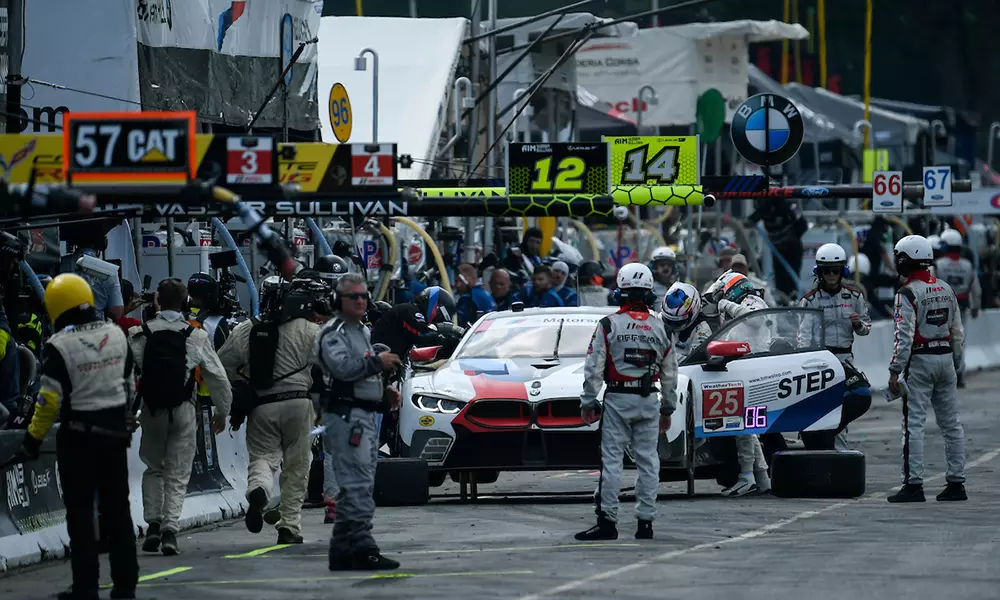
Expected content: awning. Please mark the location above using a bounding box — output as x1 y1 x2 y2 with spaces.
784 83 929 146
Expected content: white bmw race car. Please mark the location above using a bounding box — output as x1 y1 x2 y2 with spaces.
395 304 847 493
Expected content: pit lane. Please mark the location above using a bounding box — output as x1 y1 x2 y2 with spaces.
3 371 999 599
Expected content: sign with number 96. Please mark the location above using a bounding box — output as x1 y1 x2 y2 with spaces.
872 170 903 214
328 83 353 143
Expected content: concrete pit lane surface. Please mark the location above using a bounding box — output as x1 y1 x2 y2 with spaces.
3 372 999 599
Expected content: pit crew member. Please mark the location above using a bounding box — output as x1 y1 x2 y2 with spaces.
649 246 678 300
576 263 676 542
933 229 981 388
887 235 967 503
661 282 711 360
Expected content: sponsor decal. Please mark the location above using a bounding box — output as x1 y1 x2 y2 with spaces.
418 415 435 427
776 368 836 399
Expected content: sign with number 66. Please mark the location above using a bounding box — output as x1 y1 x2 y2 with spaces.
872 170 903 214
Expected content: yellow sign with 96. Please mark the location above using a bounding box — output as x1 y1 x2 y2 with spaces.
603 135 700 186
505 142 609 196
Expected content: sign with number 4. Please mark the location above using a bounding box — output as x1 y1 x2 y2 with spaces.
922 166 952 207
872 170 903 214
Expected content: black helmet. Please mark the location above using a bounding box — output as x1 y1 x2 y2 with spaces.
577 260 604 285
415 286 456 324
187 272 220 305
314 254 351 283
365 300 392 325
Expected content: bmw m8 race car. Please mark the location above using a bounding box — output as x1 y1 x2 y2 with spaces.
394 304 847 494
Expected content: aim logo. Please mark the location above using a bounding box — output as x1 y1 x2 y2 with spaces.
217 1 248 52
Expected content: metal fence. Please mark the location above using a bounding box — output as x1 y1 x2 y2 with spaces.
0 1 9 132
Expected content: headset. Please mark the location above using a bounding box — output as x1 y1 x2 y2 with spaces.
610 287 656 307
332 287 371 312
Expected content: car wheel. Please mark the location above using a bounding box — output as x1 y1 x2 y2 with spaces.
429 471 447 487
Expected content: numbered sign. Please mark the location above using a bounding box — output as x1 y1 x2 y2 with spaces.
872 170 903 214
350 143 396 187
922 166 952 207
505 142 609 196
63 111 196 184
603 136 699 186
226 136 275 185
700 381 746 434
328 83 353 143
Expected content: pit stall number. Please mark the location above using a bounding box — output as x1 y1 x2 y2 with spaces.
700 380 767 436
227 136 275 185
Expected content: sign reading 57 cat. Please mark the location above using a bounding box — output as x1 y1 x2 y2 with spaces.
63 111 197 185
604 135 700 186
505 142 609 196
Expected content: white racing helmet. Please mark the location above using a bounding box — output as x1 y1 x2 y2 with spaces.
650 246 677 264
661 282 701 330
617 263 654 290
847 253 871 277
814 242 849 278
940 229 963 247
893 235 934 270
926 234 942 249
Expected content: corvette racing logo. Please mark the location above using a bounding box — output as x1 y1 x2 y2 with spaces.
0 139 37 177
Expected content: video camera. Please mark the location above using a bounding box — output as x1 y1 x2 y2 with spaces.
209 250 247 320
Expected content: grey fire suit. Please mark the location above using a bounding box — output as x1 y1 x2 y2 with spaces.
933 255 981 376
796 284 871 449
581 306 677 524
219 316 320 537
716 296 770 485
672 320 712 362
129 311 232 535
889 273 966 486
315 313 389 558
578 284 610 307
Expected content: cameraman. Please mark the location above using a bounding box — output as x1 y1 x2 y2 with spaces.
63 224 124 322
219 275 321 545
188 273 232 350
1 230 23 419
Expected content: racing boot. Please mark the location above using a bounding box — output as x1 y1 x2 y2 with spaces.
635 519 653 540
277 527 304 544
887 483 925 503
56 587 99 600
351 550 401 570
109 587 136 599
936 482 968 502
141 521 161 553
264 507 281 526
754 469 772 495
721 474 758 497
575 513 618 541
245 487 268 534
160 529 179 556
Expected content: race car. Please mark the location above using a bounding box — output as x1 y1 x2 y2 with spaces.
394 304 846 493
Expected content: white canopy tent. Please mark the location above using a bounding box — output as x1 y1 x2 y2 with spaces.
575 20 809 127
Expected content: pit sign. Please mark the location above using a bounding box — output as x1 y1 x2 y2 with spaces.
63 111 196 184
603 135 700 186
226 136 275 185
505 142 610 196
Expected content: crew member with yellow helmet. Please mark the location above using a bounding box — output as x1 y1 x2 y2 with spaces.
18 274 139 600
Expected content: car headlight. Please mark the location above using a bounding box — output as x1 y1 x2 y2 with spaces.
412 394 466 414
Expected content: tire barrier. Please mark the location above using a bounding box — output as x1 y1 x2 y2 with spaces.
3 309 999 571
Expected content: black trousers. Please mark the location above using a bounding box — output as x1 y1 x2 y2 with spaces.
57 427 138 593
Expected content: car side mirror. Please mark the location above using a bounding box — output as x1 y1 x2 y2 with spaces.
409 345 442 364
701 340 751 372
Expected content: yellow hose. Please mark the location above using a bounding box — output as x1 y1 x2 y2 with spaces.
627 213 666 251
373 221 398 302
835 218 862 286
393 216 452 294
566 219 601 261
885 215 912 235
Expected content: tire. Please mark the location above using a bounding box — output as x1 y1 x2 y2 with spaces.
771 450 866 499
429 471 447 487
374 457 430 506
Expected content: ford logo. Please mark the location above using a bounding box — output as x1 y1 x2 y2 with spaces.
880 201 894 207
801 187 829 197
931 194 944 200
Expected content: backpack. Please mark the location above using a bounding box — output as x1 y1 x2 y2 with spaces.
137 323 195 413
246 317 309 392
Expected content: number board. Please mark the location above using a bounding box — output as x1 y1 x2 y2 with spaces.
63 111 196 184
603 135 699 186
700 381 746 434
225 136 277 187
348 143 397 188
872 170 903 214
505 142 609 196
922 166 952 207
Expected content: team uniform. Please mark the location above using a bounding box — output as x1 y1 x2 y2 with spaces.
933 242 981 383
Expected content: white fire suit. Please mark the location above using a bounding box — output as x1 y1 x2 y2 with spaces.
581 306 677 524
219 317 320 537
129 311 232 536
889 272 966 486
797 284 872 450
672 320 712 362
716 295 770 493
933 254 981 377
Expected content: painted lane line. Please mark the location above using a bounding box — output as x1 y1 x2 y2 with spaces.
300 542 641 558
100 567 193 589
520 445 1000 599
224 544 292 559
136 569 535 588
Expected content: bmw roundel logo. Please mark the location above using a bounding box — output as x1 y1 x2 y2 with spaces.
731 94 805 167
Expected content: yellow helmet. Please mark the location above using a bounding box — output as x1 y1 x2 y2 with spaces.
44 273 95 323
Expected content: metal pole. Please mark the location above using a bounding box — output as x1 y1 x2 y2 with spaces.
930 119 946 166
409 0 418 18
488 0 498 178
652 0 659 28
988 122 1000 170
5 0 24 133
355 48 379 142
165 217 176 277
464 0 482 264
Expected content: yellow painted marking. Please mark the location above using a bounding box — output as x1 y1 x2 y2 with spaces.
224 544 292 558
100 567 192 589
137 569 534 588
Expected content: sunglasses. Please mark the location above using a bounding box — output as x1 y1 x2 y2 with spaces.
819 267 843 275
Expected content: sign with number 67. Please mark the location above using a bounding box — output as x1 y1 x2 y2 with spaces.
872 170 903 214
922 166 952 207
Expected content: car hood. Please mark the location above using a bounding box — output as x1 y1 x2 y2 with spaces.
410 356 587 401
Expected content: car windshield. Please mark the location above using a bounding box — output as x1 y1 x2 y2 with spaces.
456 314 604 359
713 308 825 356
